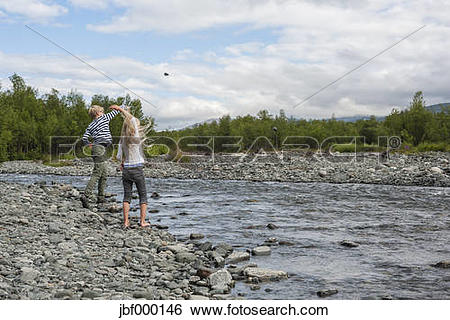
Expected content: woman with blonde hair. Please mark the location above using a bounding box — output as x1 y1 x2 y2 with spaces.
115 106 150 228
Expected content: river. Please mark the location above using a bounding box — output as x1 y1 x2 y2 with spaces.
1 173 449 299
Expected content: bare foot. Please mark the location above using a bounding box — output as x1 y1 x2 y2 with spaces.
123 221 130 228
140 222 151 227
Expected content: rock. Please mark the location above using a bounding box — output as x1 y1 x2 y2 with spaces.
340 240 359 248
318 170 327 177
278 240 295 246
267 223 279 230
214 243 233 257
190 233 205 240
150 192 160 198
252 246 271 256
81 290 101 299
198 242 213 251
210 251 225 267
226 251 250 264
208 269 233 291
54 290 73 299
317 289 338 298
196 267 214 279
244 267 288 281
166 244 189 254
20 267 39 284
432 261 450 269
189 295 210 300
108 204 122 213
148 209 159 213
250 285 261 291
430 167 443 174
175 252 197 263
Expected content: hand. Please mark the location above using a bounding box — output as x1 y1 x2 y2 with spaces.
109 105 120 110
88 144 93 149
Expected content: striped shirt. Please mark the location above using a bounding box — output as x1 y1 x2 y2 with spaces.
82 110 119 146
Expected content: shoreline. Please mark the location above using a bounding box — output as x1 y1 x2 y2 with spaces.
0 181 288 300
1 152 449 187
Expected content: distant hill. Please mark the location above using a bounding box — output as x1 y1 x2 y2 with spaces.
426 103 450 113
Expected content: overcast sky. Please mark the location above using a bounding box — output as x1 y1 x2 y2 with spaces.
0 0 449 129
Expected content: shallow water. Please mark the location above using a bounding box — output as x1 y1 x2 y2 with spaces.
1 174 449 299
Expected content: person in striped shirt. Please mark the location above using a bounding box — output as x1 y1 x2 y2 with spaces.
80 104 124 209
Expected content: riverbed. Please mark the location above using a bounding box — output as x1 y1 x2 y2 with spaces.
1 173 448 299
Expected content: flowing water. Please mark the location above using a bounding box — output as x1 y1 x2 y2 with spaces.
1 174 449 299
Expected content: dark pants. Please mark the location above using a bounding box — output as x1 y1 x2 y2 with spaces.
122 166 147 204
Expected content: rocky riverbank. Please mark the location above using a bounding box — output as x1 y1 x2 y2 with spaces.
0 181 289 300
1 152 450 187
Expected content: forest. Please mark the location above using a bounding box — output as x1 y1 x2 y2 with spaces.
0 74 449 162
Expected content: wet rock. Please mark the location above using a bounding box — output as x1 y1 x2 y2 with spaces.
150 192 160 198
243 267 288 281
278 240 295 246
432 261 450 269
226 251 250 264
318 170 327 177
267 223 279 230
317 289 338 298
252 246 271 256
190 233 205 240
340 240 359 248
81 290 101 299
210 251 225 267
250 285 261 291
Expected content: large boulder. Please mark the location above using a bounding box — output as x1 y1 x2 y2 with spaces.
208 269 233 291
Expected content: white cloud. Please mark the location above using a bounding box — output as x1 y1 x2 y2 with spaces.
0 0 67 23
69 0 110 10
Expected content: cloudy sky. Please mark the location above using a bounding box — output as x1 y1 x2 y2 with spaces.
0 0 449 129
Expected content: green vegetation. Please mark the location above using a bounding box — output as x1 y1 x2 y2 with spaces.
0 74 153 162
0 74 448 162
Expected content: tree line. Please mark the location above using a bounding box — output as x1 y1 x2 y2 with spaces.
0 74 448 162
0 74 153 161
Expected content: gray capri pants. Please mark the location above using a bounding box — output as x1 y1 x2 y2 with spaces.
122 166 148 204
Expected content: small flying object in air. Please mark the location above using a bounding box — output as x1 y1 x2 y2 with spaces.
164 72 170 76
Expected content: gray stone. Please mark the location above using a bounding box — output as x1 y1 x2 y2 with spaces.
340 240 359 248
226 251 250 264
190 233 205 240
244 267 288 281
175 252 197 263
432 261 450 269
317 289 338 298
20 267 40 284
189 295 210 300
252 246 271 256
208 269 233 291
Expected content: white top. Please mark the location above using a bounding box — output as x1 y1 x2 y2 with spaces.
117 117 145 167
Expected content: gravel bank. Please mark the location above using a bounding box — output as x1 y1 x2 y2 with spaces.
0 181 289 300
1 152 449 187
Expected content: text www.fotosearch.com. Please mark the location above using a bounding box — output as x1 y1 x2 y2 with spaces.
118 303 329 318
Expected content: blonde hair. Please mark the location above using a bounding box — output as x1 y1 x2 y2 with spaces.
88 105 104 119
120 109 149 146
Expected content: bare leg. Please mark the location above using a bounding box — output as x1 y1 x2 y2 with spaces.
140 203 150 227
123 202 130 227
